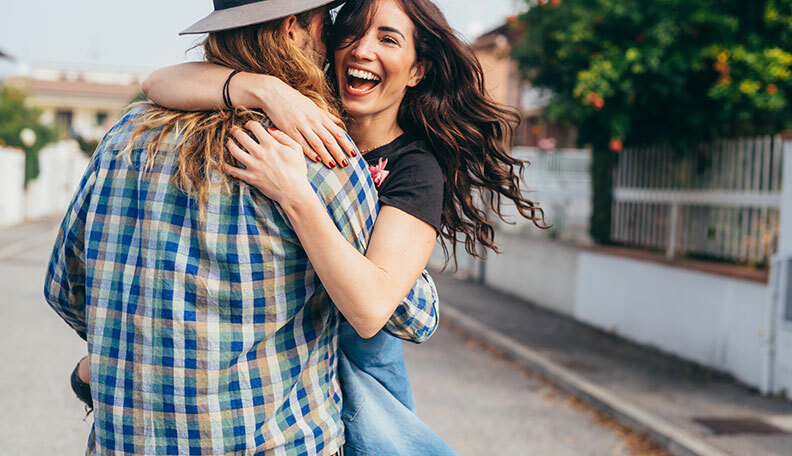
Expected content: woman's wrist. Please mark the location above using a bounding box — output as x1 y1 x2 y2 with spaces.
246 73 283 112
280 184 320 218
230 72 278 110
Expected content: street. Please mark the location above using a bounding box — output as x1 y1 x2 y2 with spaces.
1 223 646 456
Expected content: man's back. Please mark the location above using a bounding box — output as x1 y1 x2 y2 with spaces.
45 106 378 456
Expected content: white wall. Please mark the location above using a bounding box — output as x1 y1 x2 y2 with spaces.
25 140 88 220
574 251 770 388
485 233 579 317
0 147 26 228
468 230 774 391
0 140 88 229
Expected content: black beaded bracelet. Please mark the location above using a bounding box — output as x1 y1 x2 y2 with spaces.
223 69 242 110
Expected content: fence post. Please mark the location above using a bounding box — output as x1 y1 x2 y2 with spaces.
666 203 680 260
762 131 792 396
779 132 792 256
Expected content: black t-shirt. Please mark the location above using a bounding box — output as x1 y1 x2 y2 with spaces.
363 134 444 232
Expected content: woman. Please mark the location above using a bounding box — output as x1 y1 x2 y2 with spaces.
76 0 544 454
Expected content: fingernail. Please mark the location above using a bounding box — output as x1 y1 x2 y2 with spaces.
350 150 357 157
314 155 321 162
341 159 349 167
329 161 337 169
268 126 277 131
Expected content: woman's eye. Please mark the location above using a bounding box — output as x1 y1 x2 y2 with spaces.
382 36 399 45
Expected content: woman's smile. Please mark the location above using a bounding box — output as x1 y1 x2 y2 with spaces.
345 66 382 96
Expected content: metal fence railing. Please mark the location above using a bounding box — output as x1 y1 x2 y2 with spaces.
612 135 784 264
498 147 592 243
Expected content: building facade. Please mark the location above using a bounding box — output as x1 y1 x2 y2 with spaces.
5 66 143 143
472 22 577 149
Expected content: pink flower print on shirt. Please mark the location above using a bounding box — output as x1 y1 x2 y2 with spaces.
369 157 390 187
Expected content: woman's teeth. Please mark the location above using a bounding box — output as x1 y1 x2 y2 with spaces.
346 68 381 94
347 68 381 82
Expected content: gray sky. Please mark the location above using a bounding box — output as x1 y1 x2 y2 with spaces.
0 0 523 76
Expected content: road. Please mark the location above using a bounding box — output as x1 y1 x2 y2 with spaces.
1 223 645 456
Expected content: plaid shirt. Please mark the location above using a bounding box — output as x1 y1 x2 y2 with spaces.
44 106 438 456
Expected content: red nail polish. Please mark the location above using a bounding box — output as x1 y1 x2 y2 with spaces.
350 150 357 157
341 159 349 167
314 155 321 162
268 126 277 131
329 161 337 169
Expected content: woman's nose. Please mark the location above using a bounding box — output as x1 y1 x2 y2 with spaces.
350 35 376 61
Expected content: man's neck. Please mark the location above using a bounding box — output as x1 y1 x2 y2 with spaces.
348 110 404 153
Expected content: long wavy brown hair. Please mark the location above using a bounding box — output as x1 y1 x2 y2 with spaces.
331 0 546 262
126 10 340 209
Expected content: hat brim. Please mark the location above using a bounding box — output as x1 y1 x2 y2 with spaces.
180 0 345 35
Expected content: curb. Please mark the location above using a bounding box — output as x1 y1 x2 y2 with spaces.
441 305 729 456
0 229 58 262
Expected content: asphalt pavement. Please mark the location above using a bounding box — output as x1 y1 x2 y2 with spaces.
0 218 647 456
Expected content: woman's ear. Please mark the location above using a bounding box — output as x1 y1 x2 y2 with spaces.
407 62 428 88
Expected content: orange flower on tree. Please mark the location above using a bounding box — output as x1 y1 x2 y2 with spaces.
587 92 605 110
767 84 778 95
609 139 623 152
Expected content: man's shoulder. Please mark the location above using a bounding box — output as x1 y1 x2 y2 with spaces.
100 104 179 152
104 105 147 139
306 154 374 200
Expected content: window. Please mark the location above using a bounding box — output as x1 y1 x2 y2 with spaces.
96 111 108 126
55 109 73 130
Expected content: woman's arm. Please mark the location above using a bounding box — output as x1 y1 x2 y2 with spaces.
143 62 267 112
225 124 437 339
288 202 437 339
142 62 356 167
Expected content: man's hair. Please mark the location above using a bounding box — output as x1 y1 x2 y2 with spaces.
125 10 339 210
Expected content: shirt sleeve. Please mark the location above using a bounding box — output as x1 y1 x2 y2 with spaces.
307 154 440 343
44 152 100 341
384 270 439 344
377 150 444 232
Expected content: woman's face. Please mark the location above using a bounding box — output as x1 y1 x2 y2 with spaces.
333 0 425 120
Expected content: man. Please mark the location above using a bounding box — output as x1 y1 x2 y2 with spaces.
44 1 437 454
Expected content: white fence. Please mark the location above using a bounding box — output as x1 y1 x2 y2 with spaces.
473 134 792 397
612 136 783 264
499 147 592 244
0 140 88 229
0 147 26 227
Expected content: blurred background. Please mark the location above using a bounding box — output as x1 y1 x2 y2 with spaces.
2 1 792 455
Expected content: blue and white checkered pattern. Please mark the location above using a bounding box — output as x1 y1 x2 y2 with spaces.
44 106 438 456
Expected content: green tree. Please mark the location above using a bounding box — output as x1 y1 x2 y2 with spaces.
512 0 792 244
0 84 59 185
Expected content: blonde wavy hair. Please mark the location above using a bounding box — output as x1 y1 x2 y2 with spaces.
126 11 340 209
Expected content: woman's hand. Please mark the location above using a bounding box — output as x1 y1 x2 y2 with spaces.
224 121 315 207
258 76 357 169
143 63 357 168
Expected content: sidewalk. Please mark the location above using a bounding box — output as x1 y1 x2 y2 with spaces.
432 272 792 456
0 217 60 259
